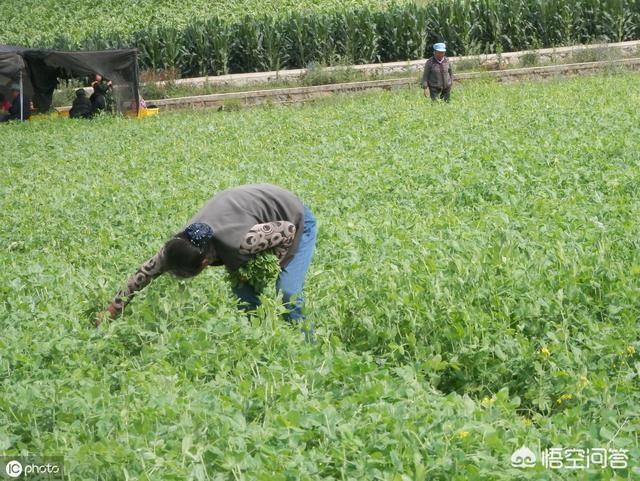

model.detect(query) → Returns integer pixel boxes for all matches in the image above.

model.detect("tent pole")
[19,70,24,121]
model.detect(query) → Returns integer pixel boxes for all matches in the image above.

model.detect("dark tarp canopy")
[0,45,139,114]
[0,47,24,99]
[0,48,25,76]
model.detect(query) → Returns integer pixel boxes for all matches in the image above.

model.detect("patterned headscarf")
[184,223,214,249]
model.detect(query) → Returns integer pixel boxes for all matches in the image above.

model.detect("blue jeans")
[232,205,317,341]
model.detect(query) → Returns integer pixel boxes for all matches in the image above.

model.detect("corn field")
[14,0,640,77]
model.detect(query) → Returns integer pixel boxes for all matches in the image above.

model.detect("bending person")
[100,183,317,338]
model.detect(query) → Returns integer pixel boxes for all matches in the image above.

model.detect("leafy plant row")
[42,0,640,77]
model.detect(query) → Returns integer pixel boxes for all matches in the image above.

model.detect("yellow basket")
[125,107,160,118]
[29,112,58,121]
[56,107,158,119]
[138,107,159,118]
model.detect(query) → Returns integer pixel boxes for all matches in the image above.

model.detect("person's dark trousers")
[429,87,451,102]
[232,205,318,342]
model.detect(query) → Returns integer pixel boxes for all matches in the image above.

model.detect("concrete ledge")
[151,40,640,88]
[151,78,413,109]
[148,58,640,111]
[455,57,640,80]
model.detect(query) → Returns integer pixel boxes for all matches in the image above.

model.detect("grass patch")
[3,72,640,479]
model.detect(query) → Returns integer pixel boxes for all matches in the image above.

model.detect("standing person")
[422,43,453,102]
[89,73,113,115]
[69,89,92,119]
[99,184,318,340]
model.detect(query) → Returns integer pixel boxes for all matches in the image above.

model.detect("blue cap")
[184,223,214,249]
[433,43,446,52]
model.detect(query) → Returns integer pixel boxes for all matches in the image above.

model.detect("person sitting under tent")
[0,84,30,122]
[0,93,11,112]
[89,73,113,115]
[69,89,92,119]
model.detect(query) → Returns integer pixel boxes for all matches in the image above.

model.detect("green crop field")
[1,73,640,480]
[0,0,402,47]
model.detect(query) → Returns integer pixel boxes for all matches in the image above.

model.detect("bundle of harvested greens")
[227,251,281,292]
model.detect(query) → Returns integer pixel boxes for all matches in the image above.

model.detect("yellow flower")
[481,396,495,407]
[626,345,636,356]
[556,394,573,404]
[522,418,533,427]
[458,431,470,440]
[540,347,551,357]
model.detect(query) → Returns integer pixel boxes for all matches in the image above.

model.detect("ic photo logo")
[5,461,22,478]
[0,457,64,480]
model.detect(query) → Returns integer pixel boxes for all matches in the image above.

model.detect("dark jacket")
[422,56,453,90]
[90,80,111,114]
[70,94,92,119]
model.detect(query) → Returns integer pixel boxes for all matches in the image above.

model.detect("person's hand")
[95,302,119,326]
[423,88,429,98]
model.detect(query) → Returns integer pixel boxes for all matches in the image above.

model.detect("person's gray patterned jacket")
[109,184,303,315]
